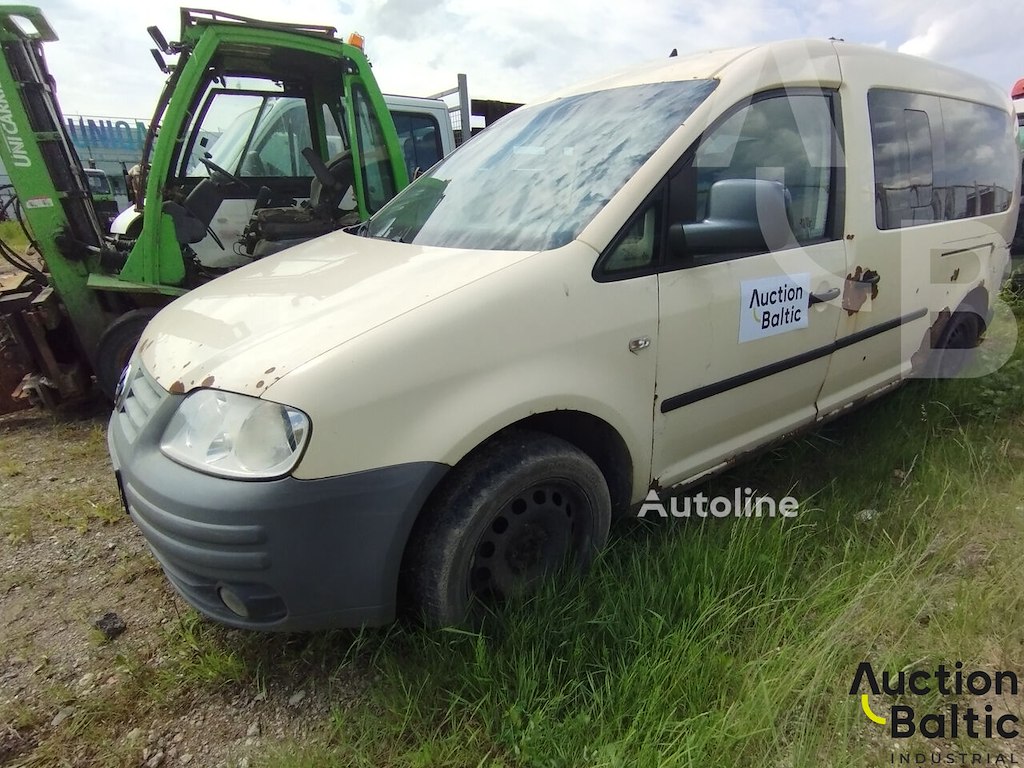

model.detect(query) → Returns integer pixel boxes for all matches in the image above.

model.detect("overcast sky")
[36,0,1024,119]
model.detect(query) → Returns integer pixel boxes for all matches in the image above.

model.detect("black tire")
[929,309,982,378]
[95,308,159,401]
[402,430,612,627]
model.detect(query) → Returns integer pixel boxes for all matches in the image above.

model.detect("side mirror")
[150,49,170,74]
[671,178,795,258]
[147,25,170,54]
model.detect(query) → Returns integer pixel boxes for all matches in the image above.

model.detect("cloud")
[367,0,458,40]
[898,18,953,59]
[30,0,1022,123]
[892,0,1024,88]
[897,5,1006,61]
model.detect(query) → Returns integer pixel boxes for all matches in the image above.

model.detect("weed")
[162,611,248,686]
[5,314,1024,767]
[0,458,25,477]
[255,312,1024,767]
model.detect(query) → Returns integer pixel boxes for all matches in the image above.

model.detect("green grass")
[0,419,122,543]
[253,299,1024,767]
[0,481,123,543]
[0,457,26,477]
[3,296,1023,767]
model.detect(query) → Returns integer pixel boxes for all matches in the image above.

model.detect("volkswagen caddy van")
[108,40,1020,630]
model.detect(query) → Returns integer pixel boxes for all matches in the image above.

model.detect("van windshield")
[365,80,717,251]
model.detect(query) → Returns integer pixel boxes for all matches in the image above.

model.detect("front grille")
[115,362,166,443]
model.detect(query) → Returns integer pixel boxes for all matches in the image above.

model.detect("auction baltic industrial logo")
[852,661,1020,764]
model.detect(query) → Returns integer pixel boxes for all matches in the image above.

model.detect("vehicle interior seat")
[240,148,361,258]
[249,148,357,244]
[163,178,225,245]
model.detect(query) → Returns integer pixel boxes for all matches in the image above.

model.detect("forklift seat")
[163,178,224,244]
[252,150,355,237]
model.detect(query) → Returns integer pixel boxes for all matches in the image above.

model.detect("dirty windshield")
[366,80,717,251]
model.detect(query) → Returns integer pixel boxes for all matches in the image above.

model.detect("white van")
[108,40,1020,630]
[1012,78,1024,256]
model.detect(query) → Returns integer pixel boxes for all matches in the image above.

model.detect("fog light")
[218,586,250,618]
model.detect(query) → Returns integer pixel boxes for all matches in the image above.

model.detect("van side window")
[868,89,1017,229]
[940,98,1017,218]
[602,194,663,275]
[391,111,443,178]
[689,93,836,248]
[869,96,937,228]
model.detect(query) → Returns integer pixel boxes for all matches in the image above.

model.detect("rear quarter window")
[869,89,1017,230]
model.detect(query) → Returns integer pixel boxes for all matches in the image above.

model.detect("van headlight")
[160,390,310,480]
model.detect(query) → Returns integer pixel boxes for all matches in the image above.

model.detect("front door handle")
[809,287,840,306]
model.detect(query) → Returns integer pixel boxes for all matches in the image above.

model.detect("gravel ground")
[0,407,370,767]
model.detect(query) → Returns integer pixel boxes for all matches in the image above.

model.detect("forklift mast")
[0,7,111,404]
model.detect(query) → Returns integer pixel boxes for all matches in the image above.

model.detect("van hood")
[138,231,535,397]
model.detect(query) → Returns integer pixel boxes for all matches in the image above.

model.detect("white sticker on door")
[739,273,809,343]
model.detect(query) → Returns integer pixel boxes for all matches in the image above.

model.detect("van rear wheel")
[402,431,611,627]
[930,309,982,378]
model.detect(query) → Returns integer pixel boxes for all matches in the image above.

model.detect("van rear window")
[868,89,1017,230]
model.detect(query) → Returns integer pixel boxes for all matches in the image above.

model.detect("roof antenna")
[669,48,678,57]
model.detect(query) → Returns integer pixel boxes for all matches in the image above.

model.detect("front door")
[652,90,847,488]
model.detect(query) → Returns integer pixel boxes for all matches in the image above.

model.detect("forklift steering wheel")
[198,156,249,190]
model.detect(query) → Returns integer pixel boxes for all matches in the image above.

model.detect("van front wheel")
[402,431,611,627]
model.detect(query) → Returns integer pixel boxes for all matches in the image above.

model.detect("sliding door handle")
[809,287,840,306]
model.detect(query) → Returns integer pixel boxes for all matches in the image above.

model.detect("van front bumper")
[107,387,446,631]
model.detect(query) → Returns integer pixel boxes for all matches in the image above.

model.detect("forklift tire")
[95,309,159,402]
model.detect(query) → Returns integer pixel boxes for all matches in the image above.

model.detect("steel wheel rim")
[468,479,588,602]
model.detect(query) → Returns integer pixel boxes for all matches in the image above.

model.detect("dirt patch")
[0,407,371,767]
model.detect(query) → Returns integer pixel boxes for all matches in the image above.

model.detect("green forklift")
[0,6,409,408]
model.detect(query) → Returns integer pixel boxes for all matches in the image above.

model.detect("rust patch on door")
[201,375,215,388]
[842,266,880,315]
